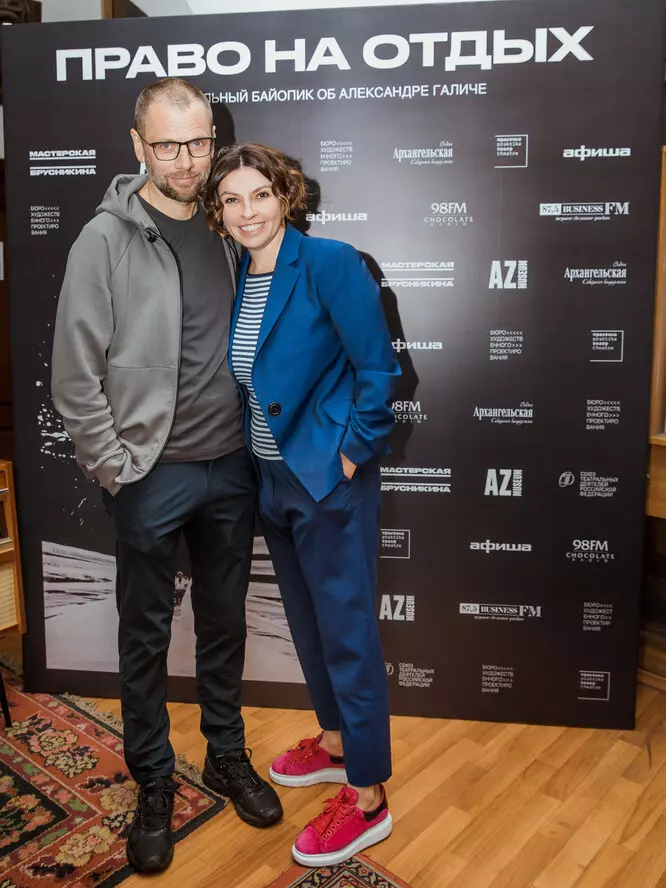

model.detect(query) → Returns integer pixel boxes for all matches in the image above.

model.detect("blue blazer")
[230,223,401,502]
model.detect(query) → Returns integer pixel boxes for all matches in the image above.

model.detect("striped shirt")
[231,273,282,460]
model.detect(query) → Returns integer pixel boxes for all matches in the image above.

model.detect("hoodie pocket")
[104,365,178,464]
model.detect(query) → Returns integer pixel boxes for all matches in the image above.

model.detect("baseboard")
[638,668,666,693]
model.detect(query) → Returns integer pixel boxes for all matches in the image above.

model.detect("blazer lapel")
[254,224,301,359]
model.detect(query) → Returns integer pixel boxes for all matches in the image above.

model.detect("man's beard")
[145,156,209,204]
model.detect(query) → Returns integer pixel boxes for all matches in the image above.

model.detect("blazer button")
[268,402,281,416]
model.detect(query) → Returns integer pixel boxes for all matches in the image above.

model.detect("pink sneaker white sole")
[292,811,393,866]
[269,765,348,787]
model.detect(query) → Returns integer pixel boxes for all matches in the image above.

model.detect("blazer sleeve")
[319,242,401,466]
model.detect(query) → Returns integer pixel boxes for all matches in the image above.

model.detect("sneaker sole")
[201,771,283,829]
[291,812,393,867]
[269,766,348,787]
[126,842,174,874]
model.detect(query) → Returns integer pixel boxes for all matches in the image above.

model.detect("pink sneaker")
[269,734,347,787]
[292,785,392,867]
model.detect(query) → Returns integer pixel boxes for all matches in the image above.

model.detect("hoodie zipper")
[142,225,183,473]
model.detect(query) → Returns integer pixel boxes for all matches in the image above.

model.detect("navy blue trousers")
[104,447,256,783]
[257,457,391,787]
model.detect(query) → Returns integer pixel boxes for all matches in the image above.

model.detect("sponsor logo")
[482,664,514,693]
[425,201,473,227]
[379,594,415,621]
[583,602,613,632]
[578,670,611,701]
[590,330,624,362]
[460,602,542,620]
[559,471,618,498]
[469,540,532,554]
[565,261,627,287]
[473,402,534,425]
[495,134,529,168]
[566,539,615,563]
[381,260,455,289]
[489,329,523,361]
[392,339,442,352]
[489,260,528,289]
[381,466,451,494]
[393,140,454,166]
[540,201,629,222]
[380,529,411,559]
[484,469,523,496]
[305,211,367,225]
[393,400,428,424]
[398,662,434,688]
[29,148,96,177]
[563,145,631,161]
[385,662,395,676]
[586,399,621,432]
[320,139,353,173]
[30,205,60,237]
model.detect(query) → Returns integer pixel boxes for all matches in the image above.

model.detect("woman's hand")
[340,452,357,480]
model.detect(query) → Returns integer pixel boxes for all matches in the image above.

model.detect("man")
[51,78,282,874]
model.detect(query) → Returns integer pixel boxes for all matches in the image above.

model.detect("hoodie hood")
[96,174,158,236]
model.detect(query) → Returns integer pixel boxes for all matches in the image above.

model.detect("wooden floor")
[86,684,666,888]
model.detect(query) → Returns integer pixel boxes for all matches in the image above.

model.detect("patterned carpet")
[265,856,412,887]
[0,664,225,888]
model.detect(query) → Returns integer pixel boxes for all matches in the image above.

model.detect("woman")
[204,143,400,866]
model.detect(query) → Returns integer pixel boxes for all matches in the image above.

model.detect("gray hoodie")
[51,174,238,495]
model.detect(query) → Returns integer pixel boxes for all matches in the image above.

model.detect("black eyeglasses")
[139,134,214,161]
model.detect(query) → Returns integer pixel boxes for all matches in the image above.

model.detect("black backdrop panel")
[2,0,664,727]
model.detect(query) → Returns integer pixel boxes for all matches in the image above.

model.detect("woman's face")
[217,166,284,252]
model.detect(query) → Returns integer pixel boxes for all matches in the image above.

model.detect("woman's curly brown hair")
[203,142,307,234]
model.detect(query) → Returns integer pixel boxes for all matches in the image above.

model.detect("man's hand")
[340,452,357,480]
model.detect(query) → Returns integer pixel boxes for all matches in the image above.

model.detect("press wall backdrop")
[3,0,664,727]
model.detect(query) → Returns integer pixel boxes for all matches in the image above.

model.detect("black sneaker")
[126,776,179,873]
[203,747,283,828]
